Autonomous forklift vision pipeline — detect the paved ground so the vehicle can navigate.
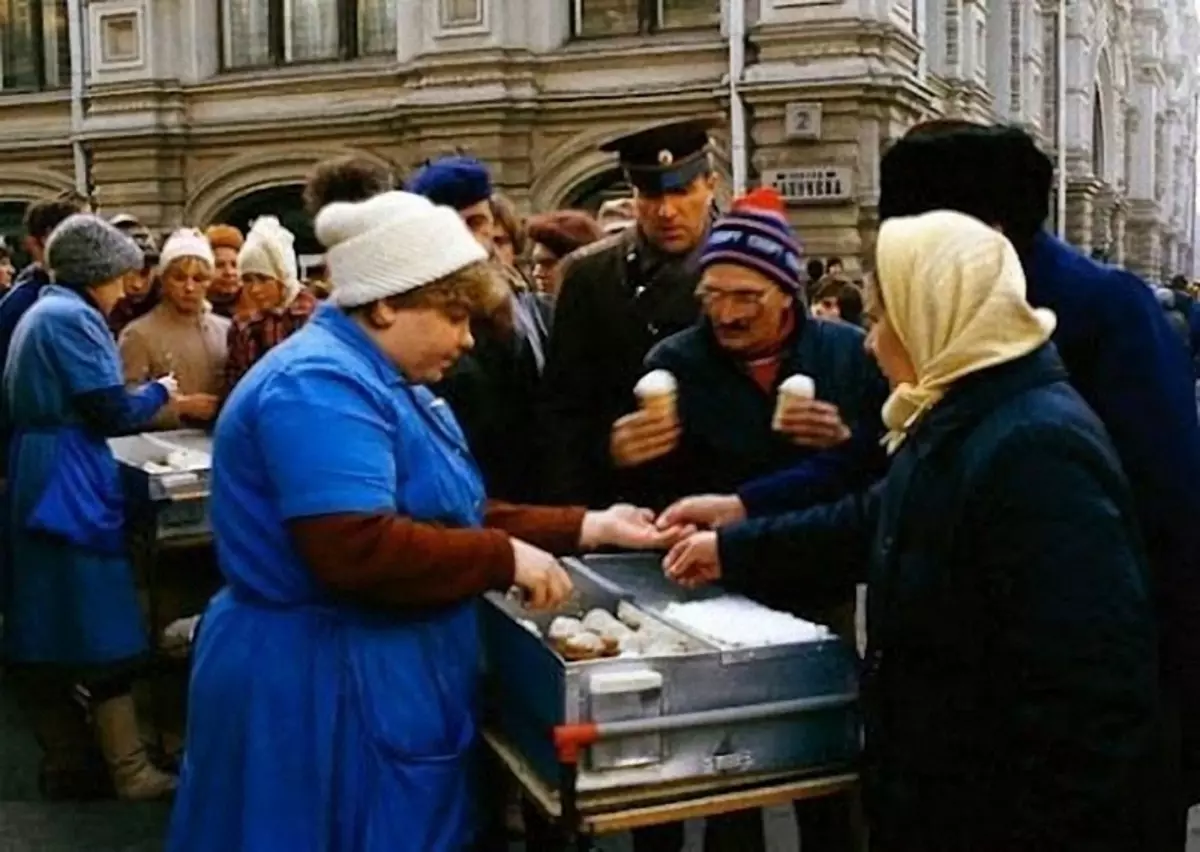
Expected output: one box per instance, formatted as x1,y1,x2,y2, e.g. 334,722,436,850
0,671,1194,852
0,670,797,851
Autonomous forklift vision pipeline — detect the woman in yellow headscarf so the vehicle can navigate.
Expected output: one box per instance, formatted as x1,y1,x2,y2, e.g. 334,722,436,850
665,210,1164,851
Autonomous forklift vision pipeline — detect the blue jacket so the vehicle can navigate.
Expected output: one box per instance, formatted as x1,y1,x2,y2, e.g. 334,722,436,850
626,315,888,510
721,346,1162,850
0,264,51,377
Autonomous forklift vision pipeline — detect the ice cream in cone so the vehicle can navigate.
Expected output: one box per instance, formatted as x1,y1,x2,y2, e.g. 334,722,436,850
773,373,816,431
635,369,678,421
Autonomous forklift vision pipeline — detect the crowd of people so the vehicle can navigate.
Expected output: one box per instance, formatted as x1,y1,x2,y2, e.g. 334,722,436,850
0,114,1197,852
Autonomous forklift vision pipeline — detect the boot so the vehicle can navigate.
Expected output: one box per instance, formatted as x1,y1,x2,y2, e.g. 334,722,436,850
93,694,177,800
10,669,112,800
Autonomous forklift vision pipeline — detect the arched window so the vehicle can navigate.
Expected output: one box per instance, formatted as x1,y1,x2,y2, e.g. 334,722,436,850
563,168,631,213
0,201,29,269
1091,88,1105,181
221,0,397,70
214,185,323,278
0,0,70,91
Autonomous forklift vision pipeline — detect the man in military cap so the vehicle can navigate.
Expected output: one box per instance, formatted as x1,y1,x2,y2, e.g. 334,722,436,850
540,117,719,507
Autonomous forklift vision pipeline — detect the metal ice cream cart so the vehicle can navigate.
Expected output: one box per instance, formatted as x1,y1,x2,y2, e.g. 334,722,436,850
107,429,215,749
480,552,861,849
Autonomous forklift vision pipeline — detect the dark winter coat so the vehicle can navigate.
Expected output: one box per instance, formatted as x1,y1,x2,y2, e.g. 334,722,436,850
720,346,1162,851
624,315,888,511
433,318,543,503
540,228,701,507
1024,234,1200,799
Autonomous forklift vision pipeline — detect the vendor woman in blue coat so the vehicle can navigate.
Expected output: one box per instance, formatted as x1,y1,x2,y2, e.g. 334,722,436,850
3,213,180,800
666,211,1162,851
167,190,683,852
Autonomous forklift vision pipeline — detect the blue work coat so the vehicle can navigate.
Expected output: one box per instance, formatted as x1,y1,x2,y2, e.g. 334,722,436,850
168,304,488,852
2,285,157,666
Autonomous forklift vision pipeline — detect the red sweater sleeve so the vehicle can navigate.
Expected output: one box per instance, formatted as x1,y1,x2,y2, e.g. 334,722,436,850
483,501,586,555
290,504,586,609
290,515,515,609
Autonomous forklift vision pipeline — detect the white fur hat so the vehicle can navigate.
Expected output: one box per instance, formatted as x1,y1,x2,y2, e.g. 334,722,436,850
159,228,215,272
315,190,488,309
237,216,301,305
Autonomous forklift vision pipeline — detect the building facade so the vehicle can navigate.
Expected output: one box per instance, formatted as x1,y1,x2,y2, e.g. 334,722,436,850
0,0,1194,281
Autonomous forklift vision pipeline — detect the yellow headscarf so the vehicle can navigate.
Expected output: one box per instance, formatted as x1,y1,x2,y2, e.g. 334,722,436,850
874,210,1056,453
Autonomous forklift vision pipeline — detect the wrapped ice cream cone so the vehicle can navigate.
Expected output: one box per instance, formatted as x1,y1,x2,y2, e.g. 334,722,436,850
635,369,678,421
772,373,816,430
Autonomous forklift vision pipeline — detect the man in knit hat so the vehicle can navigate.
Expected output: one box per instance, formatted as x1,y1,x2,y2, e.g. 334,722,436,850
205,224,244,318
612,188,885,852
540,117,720,508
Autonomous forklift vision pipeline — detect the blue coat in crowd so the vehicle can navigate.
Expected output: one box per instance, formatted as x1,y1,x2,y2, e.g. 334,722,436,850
169,305,487,852
3,285,166,666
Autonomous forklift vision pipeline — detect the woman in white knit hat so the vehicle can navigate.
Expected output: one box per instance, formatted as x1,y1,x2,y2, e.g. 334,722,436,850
167,190,685,852
223,215,316,394
666,210,1162,851
118,228,228,429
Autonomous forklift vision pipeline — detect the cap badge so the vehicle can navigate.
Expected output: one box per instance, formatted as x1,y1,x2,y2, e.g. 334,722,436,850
657,149,674,166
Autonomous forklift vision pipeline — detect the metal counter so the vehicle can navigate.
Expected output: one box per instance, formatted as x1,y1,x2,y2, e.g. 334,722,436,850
481,553,860,793
108,429,212,542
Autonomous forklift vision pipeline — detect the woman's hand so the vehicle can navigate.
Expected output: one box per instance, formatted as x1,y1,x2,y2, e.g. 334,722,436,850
775,399,851,449
175,393,220,422
657,494,747,531
580,504,694,552
610,410,680,468
155,373,180,399
511,538,574,610
663,531,723,588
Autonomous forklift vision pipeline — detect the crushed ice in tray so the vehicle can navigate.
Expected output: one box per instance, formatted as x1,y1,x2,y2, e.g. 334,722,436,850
662,596,831,648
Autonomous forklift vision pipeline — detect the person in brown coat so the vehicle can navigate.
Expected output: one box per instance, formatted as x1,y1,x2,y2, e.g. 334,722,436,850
119,229,228,429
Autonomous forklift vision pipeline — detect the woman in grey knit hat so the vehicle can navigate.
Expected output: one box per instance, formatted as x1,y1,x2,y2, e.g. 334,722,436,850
2,213,178,801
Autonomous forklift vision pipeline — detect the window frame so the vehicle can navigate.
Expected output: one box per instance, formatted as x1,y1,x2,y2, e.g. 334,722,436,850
0,0,70,93
570,0,719,40
219,0,396,72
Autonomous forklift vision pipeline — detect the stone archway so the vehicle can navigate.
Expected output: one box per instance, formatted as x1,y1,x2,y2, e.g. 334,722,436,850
0,167,76,203
186,147,394,227
563,167,631,213
0,201,29,269
531,120,732,212
214,184,324,279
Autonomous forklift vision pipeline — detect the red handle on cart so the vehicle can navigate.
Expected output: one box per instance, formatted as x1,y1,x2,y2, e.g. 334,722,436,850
553,723,599,764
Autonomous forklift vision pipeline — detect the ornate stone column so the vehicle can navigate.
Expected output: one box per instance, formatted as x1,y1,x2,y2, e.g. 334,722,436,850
1109,200,1128,266
1126,199,1163,282
1161,233,1177,280
1092,186,1114,258
1065,179,1100,253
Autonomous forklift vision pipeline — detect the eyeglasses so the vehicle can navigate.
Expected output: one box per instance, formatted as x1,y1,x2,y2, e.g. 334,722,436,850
696,287,770,309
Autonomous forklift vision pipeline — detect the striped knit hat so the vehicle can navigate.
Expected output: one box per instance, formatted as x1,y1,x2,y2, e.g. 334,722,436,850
698,187,802,294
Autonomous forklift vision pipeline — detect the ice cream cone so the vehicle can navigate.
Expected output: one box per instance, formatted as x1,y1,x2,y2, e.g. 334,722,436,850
773,373,815,430
635,369,678,422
